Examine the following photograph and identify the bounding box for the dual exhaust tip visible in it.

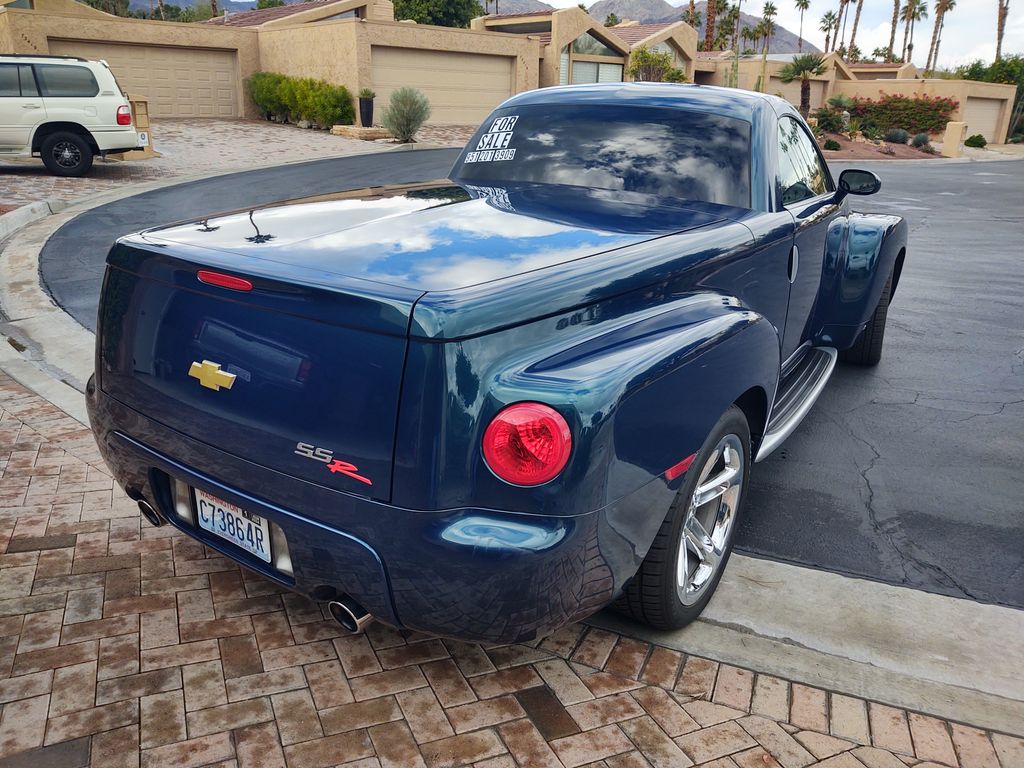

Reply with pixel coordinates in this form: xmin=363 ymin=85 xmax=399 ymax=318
xmin=136 ymin=497 xmax=373 ymax=635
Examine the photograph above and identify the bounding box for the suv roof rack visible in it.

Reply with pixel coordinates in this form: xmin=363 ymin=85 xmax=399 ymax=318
xmin=0 ymin=54 xmax=90 ymax=62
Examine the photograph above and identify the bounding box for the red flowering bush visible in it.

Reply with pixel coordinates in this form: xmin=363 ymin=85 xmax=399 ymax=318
xmin=849 ymin=93 xmax=959 ymax=135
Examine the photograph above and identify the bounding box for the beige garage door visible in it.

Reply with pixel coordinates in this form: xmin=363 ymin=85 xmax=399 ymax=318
xmin=49 ymin=40 xmax=238 ymax=118
xmin=371 ymin=47 xmax=513 ymax=125
xmin=964 ymin=97 xmax=1004 ymax=143
xmin=770 ymin=78 xmax=826 ymax=112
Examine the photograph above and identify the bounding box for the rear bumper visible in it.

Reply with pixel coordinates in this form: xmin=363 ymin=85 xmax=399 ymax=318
xmin=88 ymin=384 xmax=646 ymax=643
xmin=91 ymin=128 xmax=140 ymax=152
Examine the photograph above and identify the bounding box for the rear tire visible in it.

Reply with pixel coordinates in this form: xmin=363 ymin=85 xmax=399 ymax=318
xmin=840 ymin=273 xmax=892 ymax=366
xmin=619 ymin=406 xmax=750 ymax=630
xmin=41 ymin=132 xmax=93 ymax=177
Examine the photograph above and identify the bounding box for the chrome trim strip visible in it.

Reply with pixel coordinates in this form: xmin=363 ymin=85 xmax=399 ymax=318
xmin=756 ymin=347 xmax=838 ymax=462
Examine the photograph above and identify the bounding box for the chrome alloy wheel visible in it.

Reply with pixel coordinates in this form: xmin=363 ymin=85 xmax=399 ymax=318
xmin=53 ymin=141 xmax=82 ymax=169
xmin=676 ymin=433 xmax=745 ymax=606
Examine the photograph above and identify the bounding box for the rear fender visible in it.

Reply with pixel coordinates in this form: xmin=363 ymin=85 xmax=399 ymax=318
xmin=814 ymin=213 xmax=908 ymax=349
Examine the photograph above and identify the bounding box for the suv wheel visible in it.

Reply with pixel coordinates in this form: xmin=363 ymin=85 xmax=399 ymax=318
xmin=41 ymin=132 xmax=94 ymax=177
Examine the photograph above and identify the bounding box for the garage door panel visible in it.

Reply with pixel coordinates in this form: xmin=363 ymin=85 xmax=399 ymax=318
xmin=372 ymin=47 xmax=513 ymax=125
xmin=965 ymin=97 xmax=1003 ymax=143
xmin=49 ymin=39 xmax=237 ymax=119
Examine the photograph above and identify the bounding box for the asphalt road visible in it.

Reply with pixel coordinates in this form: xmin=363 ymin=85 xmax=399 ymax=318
xmin=38 ymin=153 xmax=1024 ymax=609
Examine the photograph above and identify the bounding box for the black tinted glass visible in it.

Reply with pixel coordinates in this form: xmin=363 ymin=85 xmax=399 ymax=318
xmin=35 ymin=64 xmax=99 ymax=98
xmin=778 ymin=116 xmax=831 ymax=206
xmin=0 ymin=65 xmax=18 ymax=97
xmin=19 ymin=66 xmax=38 ymax=97
xmin=454 ymin=105 xmax=752 ymax=208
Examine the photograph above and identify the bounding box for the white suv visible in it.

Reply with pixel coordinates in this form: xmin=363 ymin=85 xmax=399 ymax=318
xmin=0 ymin=54 xmax=141 ymax=177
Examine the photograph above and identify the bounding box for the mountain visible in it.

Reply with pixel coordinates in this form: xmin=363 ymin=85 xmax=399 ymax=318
xmin=481 ymin=0 xmax=555 ymax=13
xmin=588 ymin=0 xmax=819 ymax=54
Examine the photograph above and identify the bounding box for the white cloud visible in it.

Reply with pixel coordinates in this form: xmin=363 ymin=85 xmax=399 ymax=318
xmin=545 ymin=0 xmax=1024 ymax=68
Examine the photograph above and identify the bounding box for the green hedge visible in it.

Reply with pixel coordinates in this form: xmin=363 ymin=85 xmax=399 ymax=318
xmin=245 ymin=72 xmax=354 ymax=127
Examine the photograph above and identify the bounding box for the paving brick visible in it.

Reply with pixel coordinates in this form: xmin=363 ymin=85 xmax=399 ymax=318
xmin=98 ymin=633 xmax=139 ymax=680
xmin=0 ymin=736 xmax=91 ymax=768
xmin=444 ymin=640 xmax=497 ymax=678
xmin=377 ymin=639 xmax=450 ymax=670
xmin=251 ymin=611 xmax=295 ymax=651
xmin=631 ymin=686 xmax=700 ymax=738
xmin=282 ymin=730 xmax=374 ymax=768
xmin=469 ymin=666 xmax=544 ymax=700
xmin=794 ymin=730 xmax=855 ymax=760
xmin=235 ymin=721 xmax=286 ymax=768
xmin=140 ymin=639 xmax=219 ymax=671
xmin=675 ymin=720 xmax=757 ymax=765
xmin=140 ymin=689 xmax=186 ymax=748
xmin=368 ymin=721 xmax=427 ymax=768
xmin=581 ymin=670 xmax=647 ymax=698
xmin=48 ymin=660 xmax=97 ymax=716
xmin=140 ymin=608 xmax=179 ymax=650
xmin=420 ymin=728 xmax=507 ymax=768
xmin=182 ymin=659 xmax=228 ymax=711
xmin=738 ymin=715 xmax=815 ymax=768
xmin=271 ymin=689 xmax=323 ymax=745
xmin=992 ymin=734 xmax=1024 ymax=767
xmin=620 ymin=715 xmax=694 ymax=768
xmin=186 ymin=697 xmax=274 ymax=738
xmin=319 ymin=695 xmax=403 ymax=735
xmin=907 ymin=713 xmax=958 ymax=766
xmin=351 ymin=666 xmax=429 ymax=701
xmin=0 ymin=668 xmax=52 ymax=704
xmin=868 ymin=703 xmax=915 ymax=756
xmin=571 ymin=629 xmax=619 ymax=669
xmin=90 ymin=726 xmax=139 ymax=768
xmin=750 ymin=675 xmax=789 ymax=722
xmin=712 ymin=666 xmax=754 ymax=712
xmin=260 ymin=639 xmax=334 ymax=671
xmin=17 ymin=608 xmax=64 ymax=653
xmin=0 ymin=692 xmax=49 ymax=756
xmin=420 ymin=658 xmax=476 ymax=708
xmin=682 ymin=700 xmax=746 ymax=727
xmin=789 ymin=685 xmax=828 ymax=733
xmin=44 ymin=699 xmax=139 ymax=745
xmin=397 ymin=686 xmax=455 ymax=743
xmin=567 ymin=691 xmax=645 ymax=730
xmin=446 ymin=694 xmax=525 ymax=734
xmin=853 ymin=745 xmax=915 ymax=768
xmin=226 ymin=667 xmax=307 ymax=702
xmin=534 ymin=658 xmax=594 ymax=706
xmin=551 ymin=724 xmax=635 ymax=768
xmin=334 ymin=635 xmax=383 ymax=678
xmin=639 ymin=646 xmax=683 ymax=690
xmin=140 ymin=732 xmax=234 ymax=768
xmin=828 ymin=694 xmax=870 ymax=745
xmin=676 ymin=656 xmax=718 ymax=699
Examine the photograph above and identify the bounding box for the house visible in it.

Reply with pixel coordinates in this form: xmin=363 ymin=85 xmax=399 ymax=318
xmin=848 ymin=61 xmax=919 ymax=80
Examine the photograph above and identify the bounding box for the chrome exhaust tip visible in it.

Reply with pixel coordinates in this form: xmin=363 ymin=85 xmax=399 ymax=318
xmin=138 ymin=499 xmax=164 ymax=528
xmin=328 ymin=596 xmax=373 ymax=634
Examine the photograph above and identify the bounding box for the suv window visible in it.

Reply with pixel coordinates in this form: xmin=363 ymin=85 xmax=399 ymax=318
xmin=0 ymin=64 xmax=38 ymax=97
xmin=777 ymin=116 xmax=831 ymax=207
xmin=34 ymin=64 xmax=99 ymax=98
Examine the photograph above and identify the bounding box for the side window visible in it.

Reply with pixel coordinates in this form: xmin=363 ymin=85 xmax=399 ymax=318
xmin=34 ymin=64 xmax=99 ymax=98
xmin=19 ymin=65 xmax=39 ymax=97
xmin=0 ymin=65 xmax=19 ymax=97
xmin=777 ymin=116 xmax=831 ymax=207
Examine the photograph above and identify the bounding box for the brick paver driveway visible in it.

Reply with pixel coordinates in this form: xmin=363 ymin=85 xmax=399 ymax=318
xmin=0 ymin=119 xmax=467 ymax=210
xmin=0 ymin=374 xmax=1019 ymax=767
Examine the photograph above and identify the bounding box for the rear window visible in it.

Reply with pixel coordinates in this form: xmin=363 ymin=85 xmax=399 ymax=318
xmin=34 ymin=64 xmax=99 ymax=98
xmin=0 ymin=65 xmax=18 ymax=97
xmin=453 ymin=104 xmax=752 ymax=208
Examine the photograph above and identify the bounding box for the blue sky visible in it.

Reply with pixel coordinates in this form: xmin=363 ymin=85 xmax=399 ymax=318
xmin=545 ymin=1 xmax=1024 ymax=69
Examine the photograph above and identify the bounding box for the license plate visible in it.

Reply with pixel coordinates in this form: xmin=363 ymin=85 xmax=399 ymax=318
xmin=194 ymin=488 xmax=271 ymax=563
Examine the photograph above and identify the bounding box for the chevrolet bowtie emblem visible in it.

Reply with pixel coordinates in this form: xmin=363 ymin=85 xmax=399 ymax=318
xmin=188 ymin=360 xmax=236 ymax=392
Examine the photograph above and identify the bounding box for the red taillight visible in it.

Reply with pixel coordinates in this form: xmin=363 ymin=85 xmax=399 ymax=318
xmin=197 ymin=270 xmax=253 ymax=292
xmin=482 ymin=402 xmax=572 ymax=486
xmin=116 ymin=105 xmax=132 ymax=126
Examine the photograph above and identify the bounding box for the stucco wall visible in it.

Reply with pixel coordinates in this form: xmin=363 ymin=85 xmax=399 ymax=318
xmin=542 ymin=7 xmax=629 ymax=88
xmin=257 ymin=19 xmax=361 ymax=97
xmin=1 ymin=1 xmax=260 ymax=117
xmin=629 ymin=24 xmax=698 ymax=82
xmin=834 ymin=78 xmax=1015 ymax=143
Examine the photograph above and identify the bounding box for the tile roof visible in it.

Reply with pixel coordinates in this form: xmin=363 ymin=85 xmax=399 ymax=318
xmin=611 ymin=22 xmax=676 ymax=45
xmin=486 ymin=10 xmax=554 ymax=20
xmin=849 ymin=62 xmax=907 ymax=68
xmin=203 ymin=0 xmax=346 ymax=27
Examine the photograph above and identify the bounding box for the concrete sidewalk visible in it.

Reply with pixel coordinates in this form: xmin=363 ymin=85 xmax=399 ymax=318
xmin=0 ymin=371 xmax=1019 ymax=768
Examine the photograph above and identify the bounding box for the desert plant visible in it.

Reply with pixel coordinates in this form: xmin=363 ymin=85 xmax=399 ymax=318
xmin=861 ymin=123 xmax=883 ymax=141
xmin=244 ymin=72 xmax=354 ymax=126
xmin=883 ymin=127 xmax=910 ymax=144
xmin=965 ymin=133 xmax=988 ymax=147
xmin=824 ymin=138 xmax=842 ymax=150
xmin=912 ymin=131 xmax=931 ymax=147
xmin=847 ymin=118 xmax=862 ymax=136
xmin=359 ymin=88 xmax=376 ymax=99
xmin=778 ymin=53 xmax=827 ymax=117
xmin=382 ymin=87 xmax=431 ymax=142
xmin=627 ymin=46 xmax=688 ymax=83
xmin=827 ymin=93 xmax=855 ymax=110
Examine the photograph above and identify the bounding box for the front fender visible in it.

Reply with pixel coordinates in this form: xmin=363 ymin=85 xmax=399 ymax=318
xmin=814 ymin=212 xmax=908 ymax=349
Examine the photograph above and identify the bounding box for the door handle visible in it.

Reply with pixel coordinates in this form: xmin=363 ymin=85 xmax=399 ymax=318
xmin=788 ymin=245 xmax=799 ymax=284
xmin=22 ymin=104 xmax=41 ymax=110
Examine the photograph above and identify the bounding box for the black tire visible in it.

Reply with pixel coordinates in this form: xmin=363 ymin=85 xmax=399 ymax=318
xmin=840 ymin=273 xmax=892 ymax=366
xmin=40 ymin=131 xmax=94 ymax=177
xmin=619 ymin=406 xmax=751 ymax=630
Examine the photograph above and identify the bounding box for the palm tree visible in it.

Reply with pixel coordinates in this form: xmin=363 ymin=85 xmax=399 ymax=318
xmin=836 ymin=0 xmax=850 ymax=52
xmin=848 ymin=0 xmax=865 ymax=61
xmin=821 ymin=11 xmax=838 ymax=52
xmin=759 ymin=2 xmax=778 ymax=91
xmin=996 ymin=0 xmax=1010 ymax=61
xmin=901 ymin=1 xmax=928 ymax=64
xmin=705 ymin=0 xmax=718 ymax=52
xmin=682 ymin=0 xmax=700 ymax=28
xmin=926 ymin=0 xmax=955 ymax=74
xmin=888 ymin=0 xmax=901 ymax=61
xmin=795 ymin=0 xmax=810 ymax=52
xmin=779 ymin=54 xmax=827 ymax=116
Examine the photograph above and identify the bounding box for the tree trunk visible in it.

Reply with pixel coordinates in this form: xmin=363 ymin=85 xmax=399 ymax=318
xmin=902 ymin=13 xmax=911 ymax=61
xmin=825 ymin=30 xmax=832 ymax=53
xmin=705 ymin=0 xmax=717 ymax=52
xmin=848 ymin=0 xmax=864 ymax=60
xmin=800 ymin=76 xmax=811 ymax=117
xmin=156 ymin=0 xmax=165 ymax=19
xmin=798 ymin=10 xmax=804 ymax=52
xmin=996 ymin=0 xmax=1009 ymax=62
xmin=210 ymin=0 xmax=218 ymax=16
xmin=839 ymin=1 xmax=850 ymax=51
xmin=931 ymin=17 xmax=946 ymax=74
xmin=888 ymin=0 xmax=900 ymax=61
xmin=925 ymin=10 xmax=943 ymax=74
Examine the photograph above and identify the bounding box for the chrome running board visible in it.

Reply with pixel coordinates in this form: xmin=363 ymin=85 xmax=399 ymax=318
xmin=756 ymin=347 xmax=838 ymax=462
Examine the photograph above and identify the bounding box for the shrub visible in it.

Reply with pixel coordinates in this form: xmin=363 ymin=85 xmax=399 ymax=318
xmin=359 ymin=88 xmax=376 ymax=99
xmin=627 ymin=46 xmax=689 ymax=83
xmin=244 ymin=72 xmax=354 ymax=127
xmin=884 ymin=128 xmax=910 ymax=144
xmin=827 ymin=93 xmax=855 ymax=110
xmin=861 ymin=124 xmax=883 ymax=141
xmin=823 ymin=138 xmax=841 ymax=151
xmin=814 ymin=108 xmax=845 ymax=133
xmin=912 ymin=132 xmax=931 ymax=148
xmin=965 ymin=133 xmax=988 ymax=148
xmin=849 ymin=93 xmax=958 ymax=135
xmin=382 ymin=87 xmax=431 ymax=142
xmin=847 ymin=118 xmax=862 ymax=136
